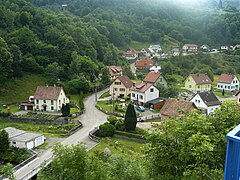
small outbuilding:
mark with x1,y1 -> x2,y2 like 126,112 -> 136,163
4,127 -> 45,150
147,98 -> 165,109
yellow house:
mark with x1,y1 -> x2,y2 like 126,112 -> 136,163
109,76 -> 133,99
185,74 -> 212,93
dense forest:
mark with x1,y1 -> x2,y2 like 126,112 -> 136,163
0,0 -> 240,94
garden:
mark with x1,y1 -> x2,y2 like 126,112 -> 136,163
20,112 -> 60,120
96,100 -> 128,115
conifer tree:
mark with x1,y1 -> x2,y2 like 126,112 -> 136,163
124,104 -> 137,131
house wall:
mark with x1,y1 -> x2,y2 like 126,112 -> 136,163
109,78 -> 130,99
207,105 -> 220,115
185,76 -> 211,92
190,94 -> 208,109
131,91 -> 145,104
131,86 -> 159,104
34,136 -> 45,147
10,141 -> 26,149
217,76 -> 239,91
155,75 -> 168,87
57,89 -> 69,111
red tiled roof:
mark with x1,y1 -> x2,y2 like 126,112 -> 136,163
135,59 -> 153,68
218,74 -> 235,83
109,66 -> 122,76
130,82 -> 154,93
190,74 -> 212,85
34,86 -> 63,100
143,71 -> 161,83
160,98 -> 196,117
117,76 -> 133,88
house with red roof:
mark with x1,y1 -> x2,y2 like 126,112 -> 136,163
123,48 -> 138,60
33,86 -> 69,112
135,59 -> 153,70
143,71 -> 167,87
130,82 -> 159,106
109,76 -> 133,99
217,74 -> 239,92
184,74 -> 212,93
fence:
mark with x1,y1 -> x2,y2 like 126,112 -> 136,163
89,127 -> 100,142
137,113 -> 161,122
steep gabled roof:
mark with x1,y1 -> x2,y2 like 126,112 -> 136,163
190,74 -> 212,85
194,91 -> 221,106
34,86 -> 63,100
130,82 -> 154,93
135,59 -> 153,68
218,74 -> 236,83
117,76 -> 133,88
160,98 -> 196,117
143,71 -> 162,83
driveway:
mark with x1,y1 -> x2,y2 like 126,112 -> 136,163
14,90 -> 108,180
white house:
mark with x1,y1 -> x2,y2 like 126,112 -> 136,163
148,45 -> 162,58
182,44 -> 198,53
200,44 -> 210,51
4,127 -> 45,149
190,91 -> 221,115
33,86 -> 69,112
220,45 -> 228,50
217,74 -> 239,92
123,49 -> 138,60
130,82 -> 159,106
149,63 -> 161,72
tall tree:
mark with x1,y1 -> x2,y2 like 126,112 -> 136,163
0,129 -> 9,154
124,104 -> 137,131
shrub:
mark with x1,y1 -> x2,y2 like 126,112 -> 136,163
99,122 -> 116,137
107,115 -> 119,125
0,111 -> 11,117
115,119 -> 125,131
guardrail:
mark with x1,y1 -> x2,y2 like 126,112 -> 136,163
88,127 -> 100,142
137,114 -> 161,122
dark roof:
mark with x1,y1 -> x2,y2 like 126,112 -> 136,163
109,66 -> 122,76
117,76 -> 133,88
143,71 -> 161,83
218,74 -> 236,83
190,74 -> 212,85
195,91 -> 221,106
160,98 -> 196,117
34,86 -> 63,100
147,98 -> 165,104
130,82 -> 154,93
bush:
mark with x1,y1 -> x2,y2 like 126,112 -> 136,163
115,131 -> 145,139
99,122 -> 116,137
0,111 -> 11,117
115,120 -> 125,131
107,115 -> 119,125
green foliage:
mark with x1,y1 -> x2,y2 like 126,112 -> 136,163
156,84 -> 179,98
145,101 -> 240,179
0,163 -> 15,180
107,116 -> 125,131
124,104 -> 137,131
115,131 -> 145,140
61,103 -> 70,117
99,122 -> 116,137
78,91 -> 85,110
0,130 -> 9,154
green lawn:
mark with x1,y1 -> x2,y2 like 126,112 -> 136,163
0,73 -> 48,104
89,137 -> 145,157
96,100 -> 126,114
99,91 -> 111,99
214,91 -> 233,98
70,107 -> 79,114
0,119 -> 76,138
0,104 -> 20,113
144,118 -> 162,123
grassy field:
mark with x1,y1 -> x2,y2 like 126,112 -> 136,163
89,137 -> 145,157
0,119 -> 76,138
214,91 -> 233,98
0,73 -> 48,104
0,104 -> 20,113
99,91 -> 111,99
70,107 -> 79,114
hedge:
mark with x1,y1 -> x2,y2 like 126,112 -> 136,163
115,130 -> 145,140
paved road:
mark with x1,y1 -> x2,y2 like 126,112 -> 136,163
130,62 -> 136,75
14,90 -> 108,180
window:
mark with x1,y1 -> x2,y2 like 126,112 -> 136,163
59,100 -> 61,104
159,78 -> 162,82
188,79 -> 190,82
140,95 -> 143,99
12,142 -> 16,144
228,86 -> 230,89
114,82 -> 121,85
36,99 -> 39,104
197,85 -> 200,89
221,85 -> 223,88
132,93 -> 135,97
225,86 -> 227,89
189,85 -> 192,88
239,98 -> 240,102
43,100 -> 46,103
51,100 -> 54,105
51,106 -> 54,110
218,85 -> 219,88
120,88 -> 125,91
198,100 -> 200,103
36,105 -> 39,109
63,98 -> 65,103
114,88 -> 118,91
150,88 -> 154,92
195,99 -> 197,103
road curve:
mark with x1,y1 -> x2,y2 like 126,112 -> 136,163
14,90 -> 108,180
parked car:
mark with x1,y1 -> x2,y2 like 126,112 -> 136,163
136,106 -> 145,112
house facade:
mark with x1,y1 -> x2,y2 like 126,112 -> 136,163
200,44 -> 210,51
182,44 -> 198,54
217,74 -> 239,91
130,82 -> 159,106
185,74 -> 212,93
108,66 -> 123,80
190,91 -> 221,115
109,76 -> 133,99
33,86 -> 69,112
135,59 -> 153,69
168,48 -> 180,56
143,71 -> 167,87
221,45 -> 228,50
149,63 -> 161,72
148,45 -> 162,58
123,48 -> 138,60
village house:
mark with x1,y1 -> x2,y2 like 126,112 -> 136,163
149,63 -> 161,72
109,75 -> 133,99
190,91 -> 221,115
220,45 -> 228,50
148,45 -> 162,58
108,66 -> 123,80
234,44 -> 240,50
140,48 -> 150,57
135,59 -> 153,70
184,73 -> 212,93
200,44 -> 211,51
167,48 -> 180,56
217,74 -> 239,92
143,71 -> 167,87
130,82 -> 159,106
123,48 -> 138,60
33,86 -> 69,112
4,127 -> 45,149
160,98 -> 197,118
182,44 -> 198,54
